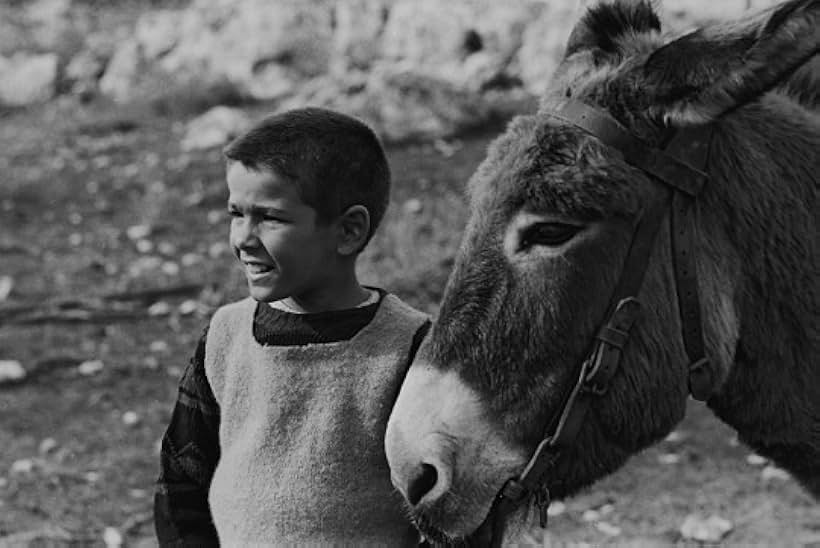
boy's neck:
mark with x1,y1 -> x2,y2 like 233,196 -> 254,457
276,272 -> 372,314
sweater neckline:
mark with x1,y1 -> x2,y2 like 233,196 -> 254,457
253,289 -> 385,346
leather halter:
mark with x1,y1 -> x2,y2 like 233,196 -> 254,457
477,99 -> 716,547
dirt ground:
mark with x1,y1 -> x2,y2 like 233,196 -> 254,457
0,97 -> 818,547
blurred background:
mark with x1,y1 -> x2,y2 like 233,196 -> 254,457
0,0 -> 817,546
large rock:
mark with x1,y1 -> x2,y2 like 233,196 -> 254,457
331,0 -> 390,74
380,0 -> 544,91
98,40 -> 144,103
159,0 -> 333,101
282,65 -> 490,142
0,52 -> 59,106
516,2 -> 579,96
180,106 -> 252,151
135,9 -> 183,60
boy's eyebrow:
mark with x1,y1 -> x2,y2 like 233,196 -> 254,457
227,202 -> 290,216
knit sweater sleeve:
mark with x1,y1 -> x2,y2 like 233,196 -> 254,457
154,326 -> 221,547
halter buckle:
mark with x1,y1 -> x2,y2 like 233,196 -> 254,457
535,487 -> 551,528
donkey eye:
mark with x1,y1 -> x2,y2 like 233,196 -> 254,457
519,222 -> 581,250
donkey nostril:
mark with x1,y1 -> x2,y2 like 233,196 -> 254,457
407,463 -> 438,506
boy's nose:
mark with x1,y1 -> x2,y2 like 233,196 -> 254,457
231,218 -> 259,248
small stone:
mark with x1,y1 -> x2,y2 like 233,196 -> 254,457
680,514 -> 733,543
161,261 -> 180,276
69,233 -> 84,246
68,212 -> 83,225
582,509 -> 600,522
598,503 -> 614,516
10,459 -> 34,475
143,356 -> 160,370
403,198 -> 424,215
658,453 -> 681,464
77,360 -> 104,376
0,275 -> 13,301
129,488 -> 148,498
181,253 -> 202,267
38,438 -> 58,455
86,181 -> 100,193
0,360 -> 26,383
135,239 -> 154,254
147,301 -> 171,317
122,164 -> 140,179
92,155 -> 111,169
746,454 -> 767,466
664,430 -> 686,443
103,526 -> 123,548
149,180 -> 166,194
433,139 -> 461,157
157,241 -> 177,255
546,501 -> 566,517
85,471 -> 100,482
178,300 -> 199,316
122,411 -> 140,426
150,340 -> 169,353
595,521 -> 622,537
761,464 -> 791,482
166,366 -> 183,378
126,224 -> 152,241
0,477 -> 7,488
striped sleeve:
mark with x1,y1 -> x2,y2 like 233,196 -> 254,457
154,326 -> 221,547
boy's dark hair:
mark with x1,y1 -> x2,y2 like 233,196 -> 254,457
223,107 -> 390,246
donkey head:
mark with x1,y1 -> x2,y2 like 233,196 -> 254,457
385,0 -> 818,542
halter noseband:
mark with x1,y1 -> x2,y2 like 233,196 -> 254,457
477,99 -> 716,547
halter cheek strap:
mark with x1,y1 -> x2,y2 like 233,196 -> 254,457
478,100 -> 716,547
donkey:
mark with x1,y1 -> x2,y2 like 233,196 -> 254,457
385,0 -> 818,544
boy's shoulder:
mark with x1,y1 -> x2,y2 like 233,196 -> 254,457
208,296 -> 257,330
372,291 -> 429,332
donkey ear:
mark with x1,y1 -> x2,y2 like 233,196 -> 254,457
565,0 -> 661,60
644,0 -> 819,125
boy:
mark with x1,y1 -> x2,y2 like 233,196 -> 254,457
154,107 -> 430,546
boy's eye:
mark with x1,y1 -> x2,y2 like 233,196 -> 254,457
228,209 -> 242,218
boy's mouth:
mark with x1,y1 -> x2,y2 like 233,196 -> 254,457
243,261 -> 275,278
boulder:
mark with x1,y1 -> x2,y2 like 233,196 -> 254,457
180,106 -> 251,151
331,0 -> 390,73
159,0 -> 333,101
135,9 -> 183,60
64,47 -> 108,95
282,65 -> 490,143
516,2 -> 579,95
98,40 -> 144,103
0,52 -> 59,106
380,0 -> 543,91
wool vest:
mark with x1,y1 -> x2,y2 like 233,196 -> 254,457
204,295 -> 428,546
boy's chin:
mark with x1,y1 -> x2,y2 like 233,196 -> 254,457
246,283 -> 282,303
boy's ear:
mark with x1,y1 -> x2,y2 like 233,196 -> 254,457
643,0 -> 818,126
336,205 -> 371,256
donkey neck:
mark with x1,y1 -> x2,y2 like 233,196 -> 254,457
699,94 -> 819,464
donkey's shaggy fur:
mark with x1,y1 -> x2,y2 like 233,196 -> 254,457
386,0 -> 818,542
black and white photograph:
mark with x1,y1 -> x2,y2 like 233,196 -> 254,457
0,0 -> 817,545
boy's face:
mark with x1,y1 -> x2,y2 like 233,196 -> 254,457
226,162 -> 338,303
